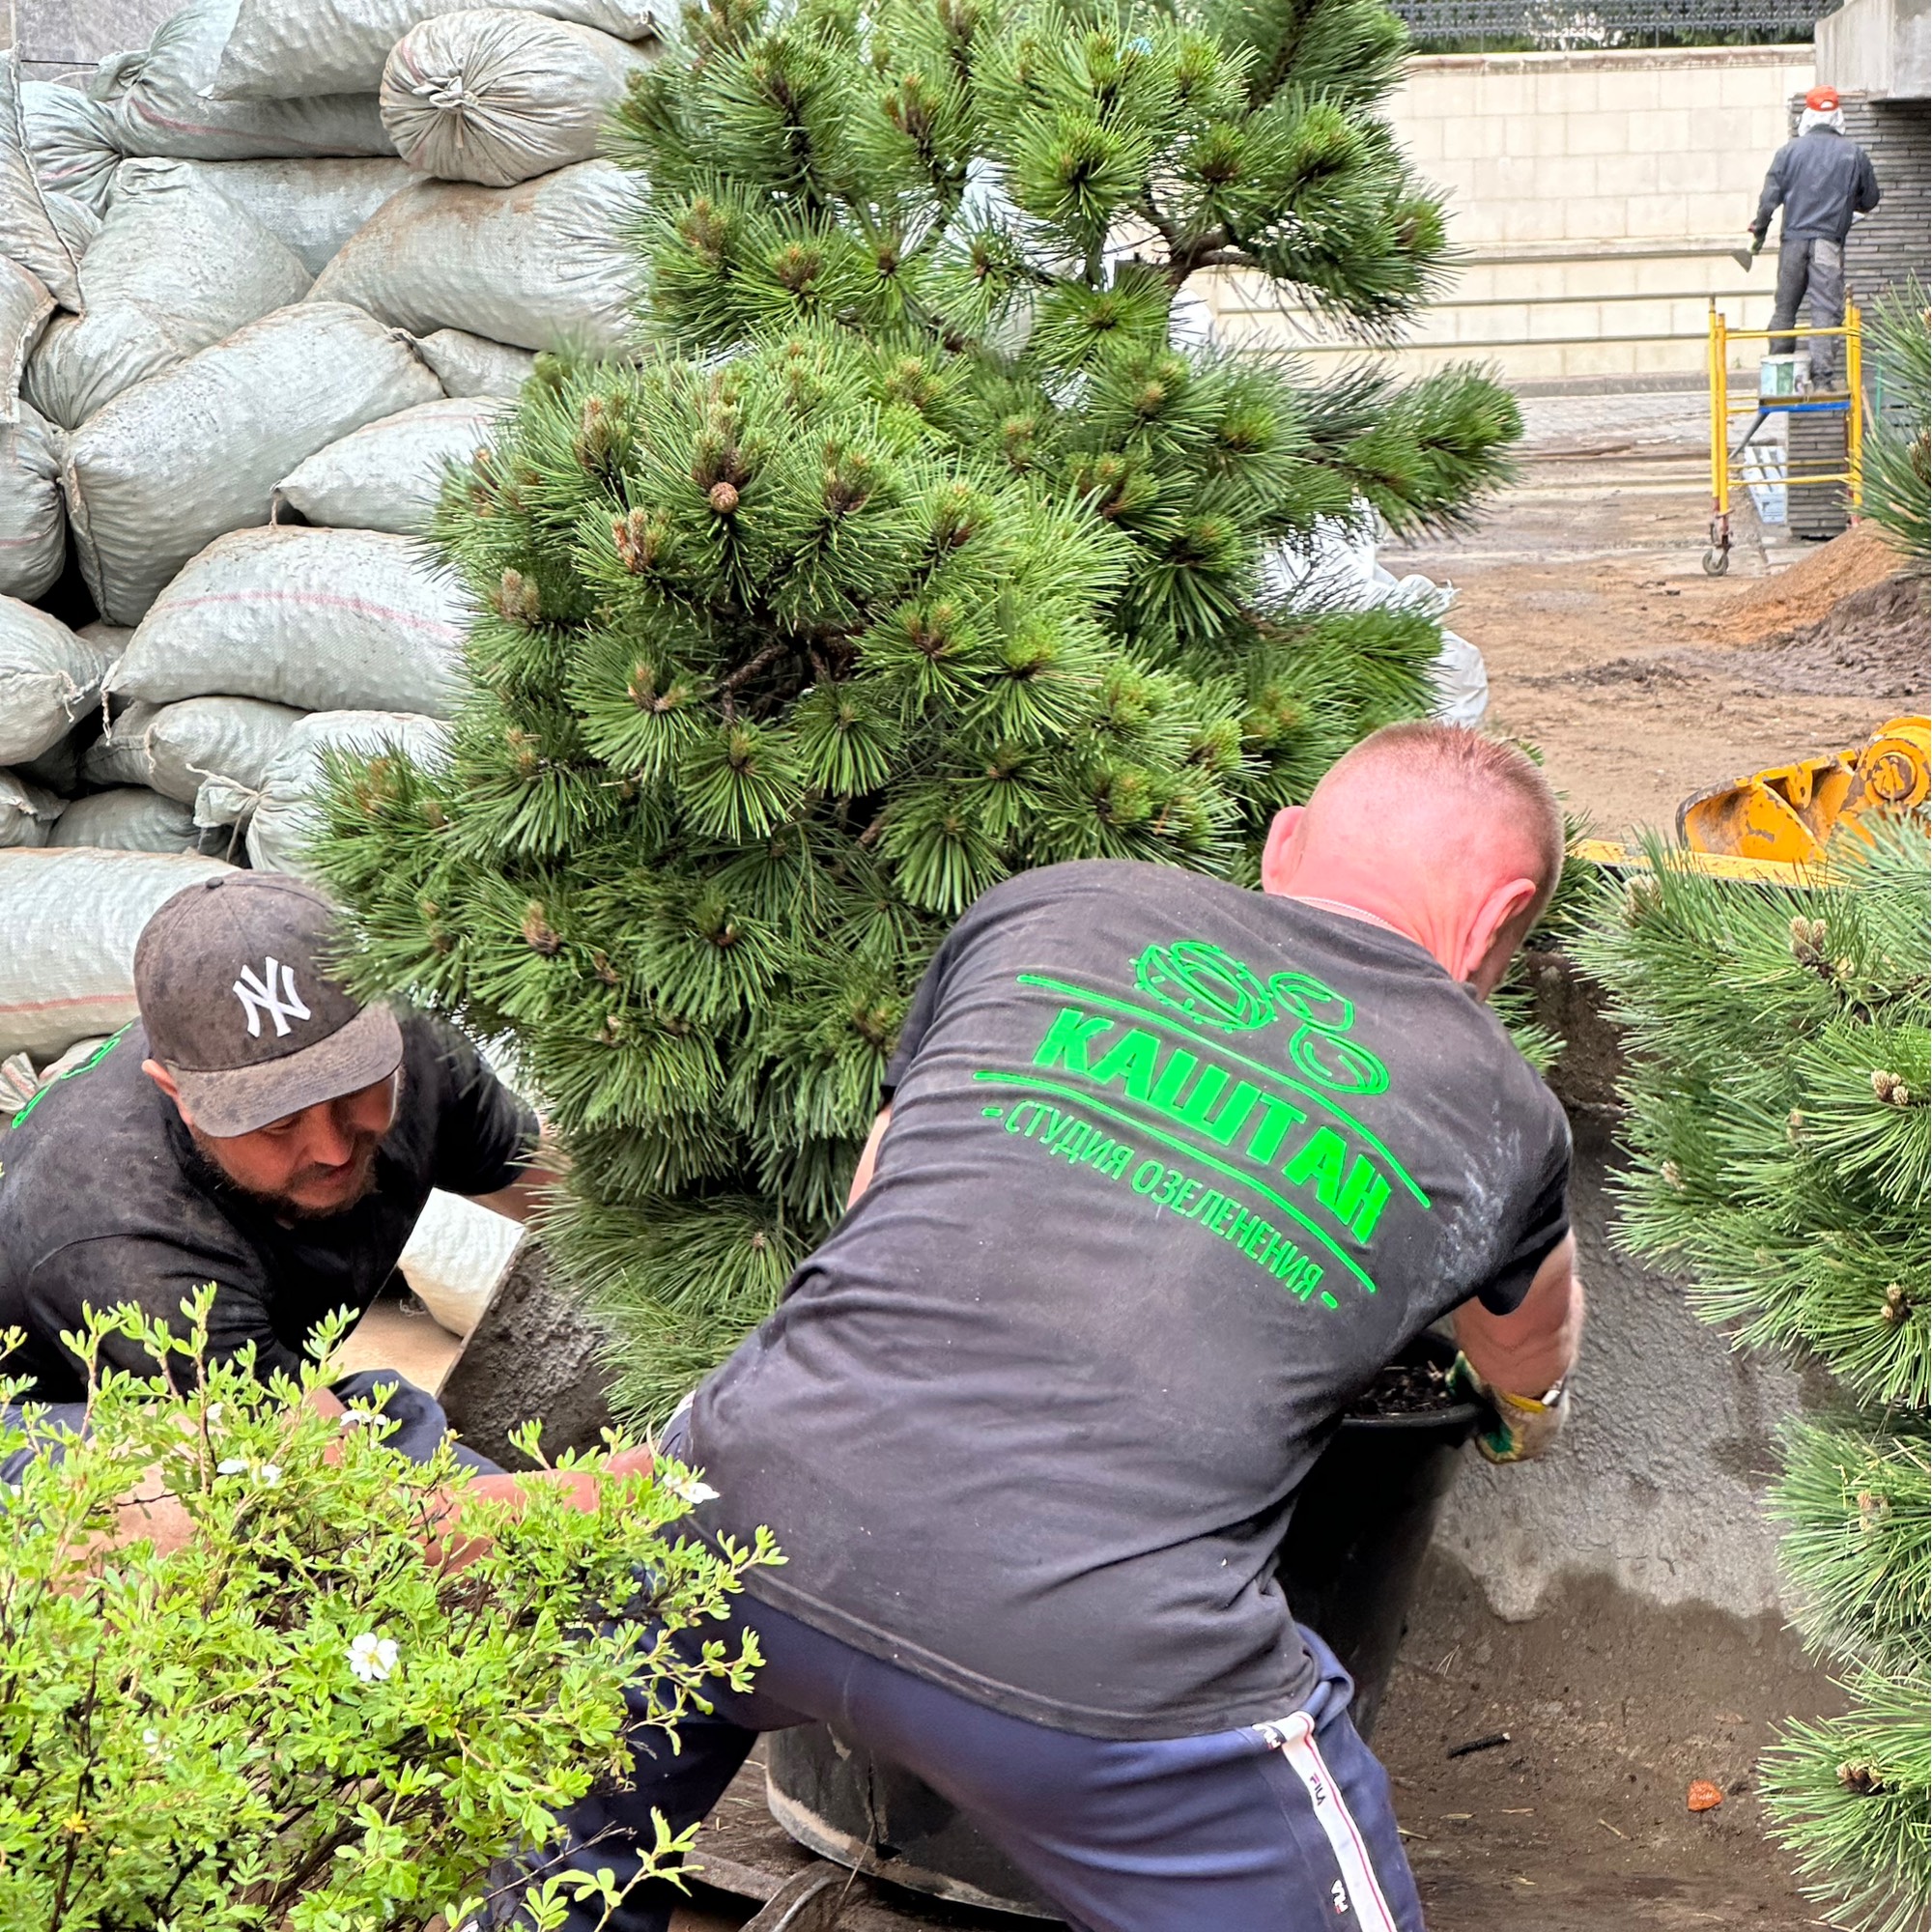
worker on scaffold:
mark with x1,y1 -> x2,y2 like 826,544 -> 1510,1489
1749,83 -> 1880,387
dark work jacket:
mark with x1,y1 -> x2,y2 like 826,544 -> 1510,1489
1753,127 -> 1881,243
0,1015 -> 535,1402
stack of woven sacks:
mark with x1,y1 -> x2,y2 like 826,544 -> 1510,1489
0,0 -> 655,1098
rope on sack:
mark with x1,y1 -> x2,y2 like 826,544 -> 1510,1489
185,760 -> 267,866
396,42 -> 474,157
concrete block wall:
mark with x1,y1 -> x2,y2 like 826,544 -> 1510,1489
1833,96 -> 1932,302
1208,46 -> 1819,388
1817,0 -> 1931,99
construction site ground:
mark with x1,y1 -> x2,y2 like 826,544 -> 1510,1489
656,388 -> 1926,1932
1382,388 -> 1929,842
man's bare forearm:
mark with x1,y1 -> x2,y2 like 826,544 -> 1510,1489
470,1125 -> 570,1224
847,1106 -> 893,1208
1455,1236 -> 1583,1398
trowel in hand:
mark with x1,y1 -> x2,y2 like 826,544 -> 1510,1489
1729,239 -> 1764,272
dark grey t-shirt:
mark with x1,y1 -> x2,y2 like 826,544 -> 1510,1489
690,861 -> 1571,1740
0,1014 -> 536,1401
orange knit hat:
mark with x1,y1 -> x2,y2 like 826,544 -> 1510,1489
1805,84 -> 1840,110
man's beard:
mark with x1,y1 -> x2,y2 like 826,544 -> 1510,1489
185,1125 -> 384,1222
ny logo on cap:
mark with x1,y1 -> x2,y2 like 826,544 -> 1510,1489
233,956 -> 313,1038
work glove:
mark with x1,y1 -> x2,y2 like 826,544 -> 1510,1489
1450,1352 -> 1569,1465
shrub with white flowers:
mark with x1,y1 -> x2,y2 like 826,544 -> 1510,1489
0,1291 -> 779,1931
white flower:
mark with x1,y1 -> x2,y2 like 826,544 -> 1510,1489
347,1633 -> 400,1684
339,1408 -> 379,1428
142,1727 -> 165,1762
205,1403 -> 223,1424
216,1456 -> 281,1484
661,1469 -> 720,1507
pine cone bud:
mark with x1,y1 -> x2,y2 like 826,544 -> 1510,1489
496,569 -> 542,625
577,394 -> 620,469
1870,1069 -> 1911,1107
612,507 -> 661,574
418,895 -> 451,955
1788,915 -> 1829,966
709,481 -> 741,514
1662,1160 -> 1683,1190
1883,1281 -> 1910,1324
521,903 -> 562,956
1836,1762 -> 1885,1796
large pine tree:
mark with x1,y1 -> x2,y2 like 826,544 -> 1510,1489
316,0 -> 1522,1416
1578,825 -> 1929,1932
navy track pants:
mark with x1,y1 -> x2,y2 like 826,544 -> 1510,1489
525,1594 -> 1426,1932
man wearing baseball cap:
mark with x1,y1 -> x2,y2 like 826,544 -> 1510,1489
0,872 -> 554,1417
1750,85 -> 1880,386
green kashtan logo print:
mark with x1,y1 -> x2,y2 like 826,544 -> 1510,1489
1136,941 -> 1390,1096
973,941 -> 1428,1311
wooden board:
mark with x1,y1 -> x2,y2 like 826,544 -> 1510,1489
683,1756 -> 1054,1932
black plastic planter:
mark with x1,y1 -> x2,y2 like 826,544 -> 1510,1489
1279,1330 -> 1484,1745
765,1333 -> 1481,1916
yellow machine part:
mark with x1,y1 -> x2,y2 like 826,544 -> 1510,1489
1677,716 -> 1931,865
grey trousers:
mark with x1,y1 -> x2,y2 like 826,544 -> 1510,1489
1770,235 -> 1845,380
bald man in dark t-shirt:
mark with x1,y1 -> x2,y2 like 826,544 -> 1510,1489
530,723 -> 1586,1932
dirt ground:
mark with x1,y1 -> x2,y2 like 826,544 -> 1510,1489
669,1553 -> 1844,1932
1373,1556 -> 1845,1932
1381,390 -> 1930,840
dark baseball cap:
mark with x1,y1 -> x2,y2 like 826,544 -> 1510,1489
132,873 -> 403,1139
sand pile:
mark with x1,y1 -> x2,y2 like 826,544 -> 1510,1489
1728,572 -> 1929,700
1707,523 -> 1905,647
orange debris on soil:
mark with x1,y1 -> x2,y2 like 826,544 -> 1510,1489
1686,1780 -> 1725,1813
1704,523 -> 1906,647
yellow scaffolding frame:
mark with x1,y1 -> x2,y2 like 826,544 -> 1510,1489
1704,298 -> 1862,575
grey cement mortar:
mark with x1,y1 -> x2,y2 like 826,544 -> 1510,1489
1430,1107 -> 1813,1623
438,1241 -> 617,1471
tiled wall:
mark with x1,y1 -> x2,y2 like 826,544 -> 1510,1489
1836,94 -> 1932,306
1208,46 -> 1821,388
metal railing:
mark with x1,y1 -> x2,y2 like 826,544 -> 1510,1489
1213,241 -> 1785,355
1392,0 -> 1835,48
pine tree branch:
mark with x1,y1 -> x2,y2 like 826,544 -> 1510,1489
719,642 -> 790,696
1174,244 -> 1250,278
